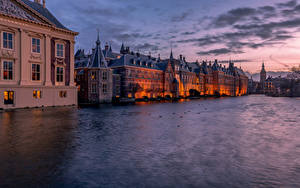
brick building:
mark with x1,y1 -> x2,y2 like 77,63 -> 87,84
75,39 -> 248,104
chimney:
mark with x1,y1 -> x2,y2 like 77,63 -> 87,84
43,0 -> 46,8
34,0 -> 41,4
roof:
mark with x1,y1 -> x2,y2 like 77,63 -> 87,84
19,0 -> 69,30
87,36 -> 108,68
110,53 -> 161,70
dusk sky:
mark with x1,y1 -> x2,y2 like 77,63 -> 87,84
46,0 -> 300,73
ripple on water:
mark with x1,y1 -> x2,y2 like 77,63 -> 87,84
0,95 -> 300,188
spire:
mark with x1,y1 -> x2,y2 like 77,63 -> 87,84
170,49 -> 174,59
87,31 -> 108,68
261,62 -> 266,73
120,43 -> 125,54
96,29 -> 100,46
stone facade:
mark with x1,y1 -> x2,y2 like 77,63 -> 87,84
0,0 -> 78,109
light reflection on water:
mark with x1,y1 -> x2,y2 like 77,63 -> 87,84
0,95 -> 300,188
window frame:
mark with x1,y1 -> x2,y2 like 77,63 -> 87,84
91,83 -> 97,94
31,63 -> 41,81
102,71 -> 108,80
2,60 -> 14,81
56,66 -> 64,83
4,91 -> 14,105
102,83 -> 107,93
31,37 -> 41,54
33,90 -> 42,99
56,43 -> 65,58
2,31 -> 14,50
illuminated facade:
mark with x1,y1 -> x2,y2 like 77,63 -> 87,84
75,40 -> 248,103
0,0 -> 78,109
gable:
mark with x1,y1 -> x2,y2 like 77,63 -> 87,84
0,0 -> 41,23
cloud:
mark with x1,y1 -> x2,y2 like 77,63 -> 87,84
181,31 -> 196,35
133,43 -> 160,51
197,48 -> 244,56
213,7 -> 257,27
277,0 -> 297,8
171,11 -> 192,22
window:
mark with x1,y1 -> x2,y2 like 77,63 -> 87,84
32,64 -> 40,81
56,43 -> 64,57
103,84 -> 107,93
4,91 -> 14,105
3,32 -> 13,49
32,38 -> 40,53
56,67 -> 64,82
3,61 -> 13,80
91,71 -> 97,80
102,71 -> 107,80
59,91 -> 67,98
33,90 -> 42,99
91,84 -> 97,93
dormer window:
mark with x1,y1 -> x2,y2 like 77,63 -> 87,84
56,43 -> 64,58
2,32 -> 13,49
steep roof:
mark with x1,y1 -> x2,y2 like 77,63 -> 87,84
19,0 -> 69,30
87,35 -> 108,68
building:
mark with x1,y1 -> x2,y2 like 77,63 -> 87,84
0,0 -> 78,109
75,38 -> 248,104
260,62 -> 267,93
75,34 -> 113,103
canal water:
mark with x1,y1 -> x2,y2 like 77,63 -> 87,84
0,95 -> 300,188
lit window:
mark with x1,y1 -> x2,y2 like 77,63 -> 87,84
91,71 -> 97,80
32,64 -> 40,81
32,38 -> 40,53
33,90 -> 42,99
4,91 -> 14,105
56,67 -> 64,82
3,32 -> 13,49
56,43 -> 64,57
103,83 -> 107,93
102,71 -> 107,80
59,91 -> 67,98
91,84 -> 97,93
3,61 -> 13,80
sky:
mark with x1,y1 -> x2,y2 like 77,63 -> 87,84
45,0 -> 300,73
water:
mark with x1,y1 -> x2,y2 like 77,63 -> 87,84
0,95 -> 300,188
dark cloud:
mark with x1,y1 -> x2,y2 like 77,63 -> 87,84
181,32 -> 196,35
178,1 -> 300,57
171,11 -> 192,22
114,33 -> 153,41
134,43 -> 160,51
197,48 -> 244,56
277,0 -> 297,8
213,7 -> 257,27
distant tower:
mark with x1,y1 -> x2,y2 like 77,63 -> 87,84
170,49 -> 174,59
260,62 -> 267,92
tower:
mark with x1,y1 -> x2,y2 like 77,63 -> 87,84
260,62 -> 266,92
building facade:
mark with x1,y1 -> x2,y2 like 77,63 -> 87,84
75,39 -> 248,104
75,34 -> 113,103
0,0 -> 78,109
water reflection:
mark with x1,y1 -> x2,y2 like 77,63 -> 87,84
0,107 -> 79,187
0,96 -> 300,188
